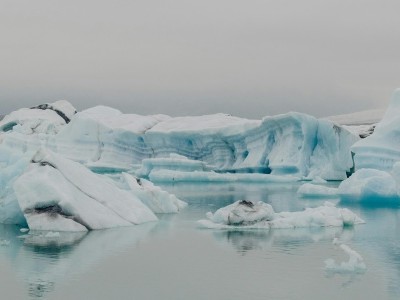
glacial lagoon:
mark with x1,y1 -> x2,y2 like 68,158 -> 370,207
0,182 -> 399,300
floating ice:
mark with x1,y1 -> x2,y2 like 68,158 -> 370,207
13,149 -> 158,231
44,231 -> 60,238
338,168 -> 398,198
352,89 -> 400,171
325,244 -> 366,273
118,173 -> 187,213
149,169 -> 299,183
0,102 -> 358,180
205,200 -> 275,226
198,201 -> 364,229
297,183 -> 339,198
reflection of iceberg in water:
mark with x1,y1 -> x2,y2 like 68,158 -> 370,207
0,223 -> 157,299
219,230 -> 272,253
211,226 -> 354,254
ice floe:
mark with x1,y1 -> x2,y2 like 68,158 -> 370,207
13,149 -> 158,231
198,200 -> 364,229
325,244 -> 366,273
0,102 -> 359,180
297,183 -> 339,198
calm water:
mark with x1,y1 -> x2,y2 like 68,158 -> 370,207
0,182 -> 399,300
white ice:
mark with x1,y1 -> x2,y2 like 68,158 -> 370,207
338,168 -> 398,198
118,173 -> 187,213
0,102 -> 358,180
297,183 -> 339,198
198,201 -> 364,229
13,149 -> 158,231
325,244 -> 366,273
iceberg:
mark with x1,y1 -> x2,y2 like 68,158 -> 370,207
0,102 -> 358,180
352,89 -> 400,171
204,200 -> 275,226
338,168 -> 398,199
198,200 -> 364,229
13,149 -> 158,231
0,103 -> 358,180
0,100 -> 365,230
297,183 -> 339,198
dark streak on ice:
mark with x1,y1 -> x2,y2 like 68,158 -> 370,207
30,103 -> 76,124
25,204 -> 91,230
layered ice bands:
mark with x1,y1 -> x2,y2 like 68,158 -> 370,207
352,89 -> 400,171
48,107 -> 357,180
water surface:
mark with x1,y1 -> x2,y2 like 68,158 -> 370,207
0,182 -> 399,300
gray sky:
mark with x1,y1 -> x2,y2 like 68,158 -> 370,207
0,0 -> 399,118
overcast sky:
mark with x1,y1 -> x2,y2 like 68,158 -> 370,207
0,0 -> 399,118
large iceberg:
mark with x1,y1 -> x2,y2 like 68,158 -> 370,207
297,183 -> 339,198
0,102 -> 358,180
338,168 -> 398,199
0,100 -> 366,230
9,105 -> 360,179
352,89 -> 400,171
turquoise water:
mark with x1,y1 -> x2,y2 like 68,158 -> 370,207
0,182 -> 399,300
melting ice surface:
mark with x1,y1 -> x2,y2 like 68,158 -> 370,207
0,182 -> 400,300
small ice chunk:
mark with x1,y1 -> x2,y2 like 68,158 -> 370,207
199,201 -> 364,229
206,200 -> 275,226
20,228 -> 29,233
297,183 -> 339,198
325,244 -> 366,273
